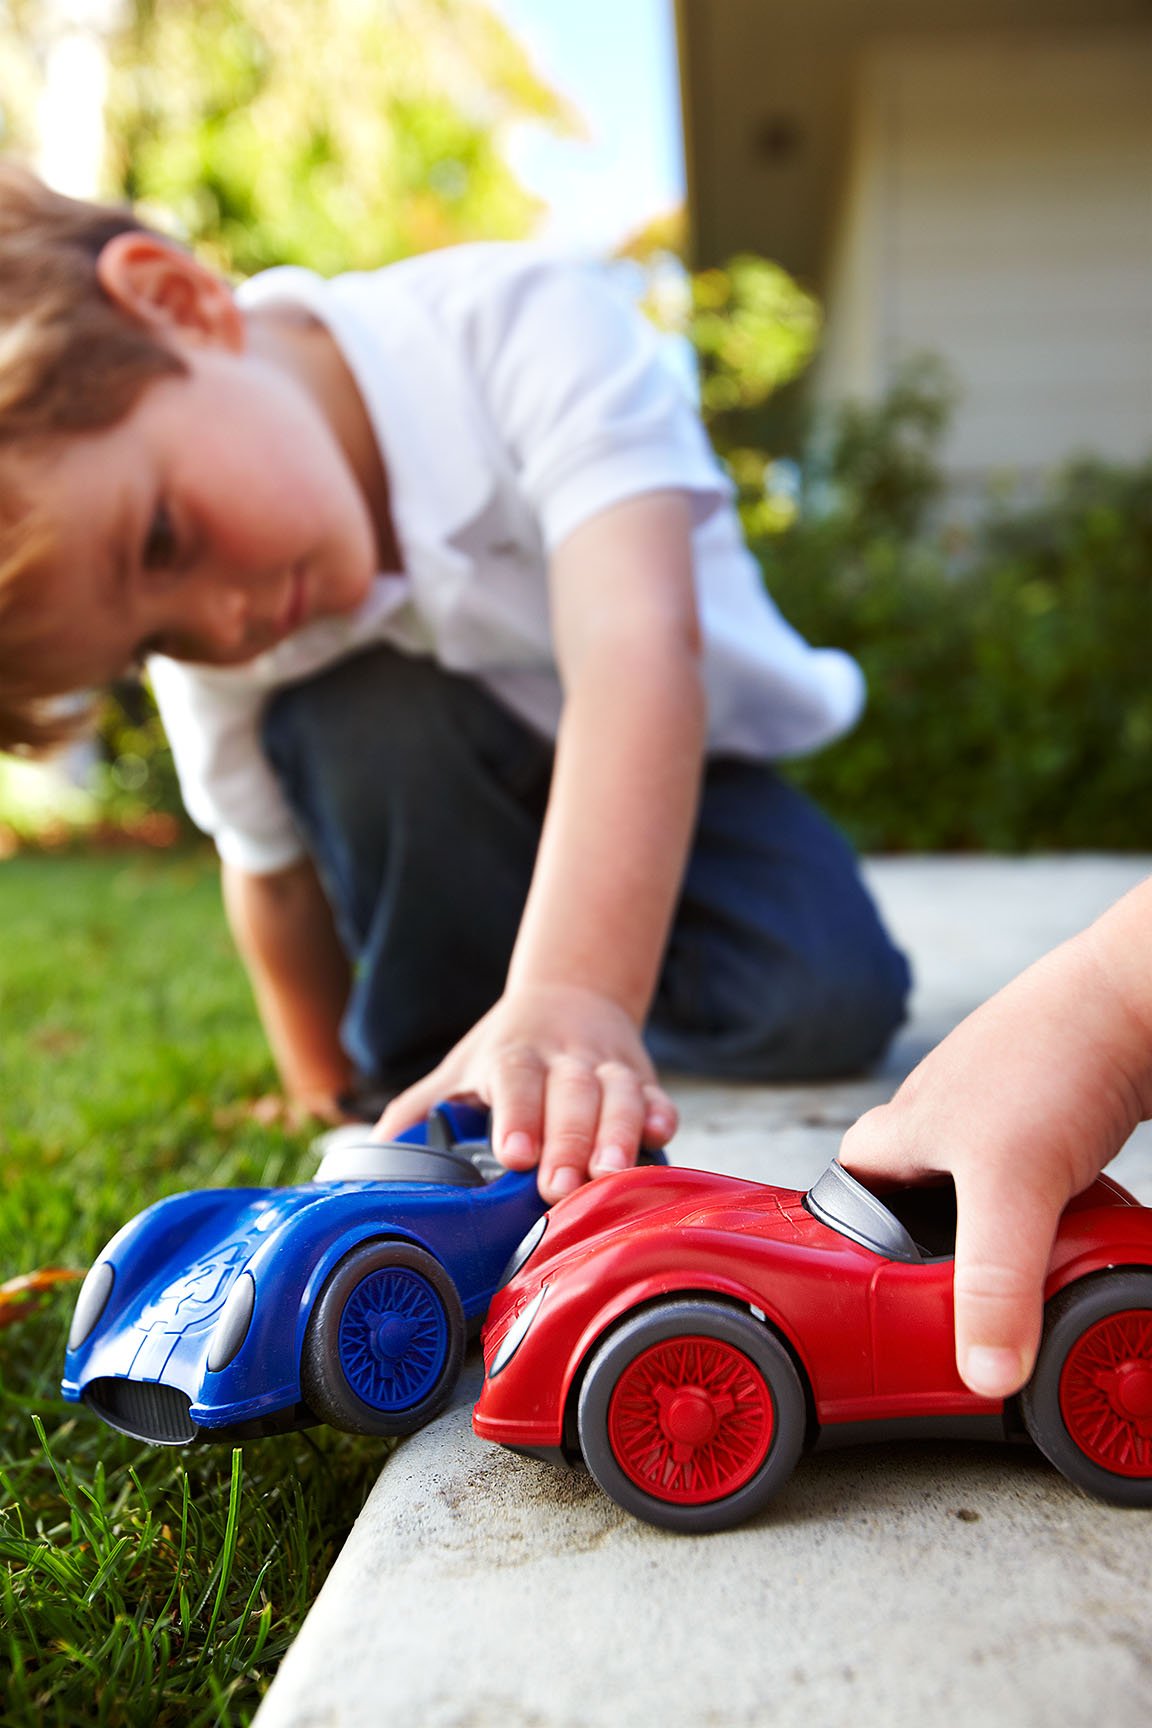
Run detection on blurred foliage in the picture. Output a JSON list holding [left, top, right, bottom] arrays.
[[615, 204, 687, 264], [688, 256, 821, 425], [104, 0, 579, 276], [800, 356, 955, 542], [93, 678, 187, 826], [758, 363, 1152, 851], [640, 250, 822, 535], [0, 3, 41, 153]]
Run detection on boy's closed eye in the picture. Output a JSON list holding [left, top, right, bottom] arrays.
[[143, 499, 180, 572], [129, 500, 187, 668]]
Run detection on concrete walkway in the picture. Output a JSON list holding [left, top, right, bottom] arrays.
[[255, 857, 1152, 1728]]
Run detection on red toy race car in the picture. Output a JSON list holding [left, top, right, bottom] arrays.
[[472, 1159, 1152, 1531]]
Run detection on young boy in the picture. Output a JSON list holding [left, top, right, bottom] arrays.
[[0, 166, 910, 1205]]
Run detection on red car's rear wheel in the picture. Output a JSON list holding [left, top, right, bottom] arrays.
[[577, 1299, 807, 1532], [1020, 1271, 1152, 1505]]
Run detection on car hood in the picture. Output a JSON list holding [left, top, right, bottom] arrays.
[[69, 1186, 329, 1379], [522, 1165, 806, 1281]]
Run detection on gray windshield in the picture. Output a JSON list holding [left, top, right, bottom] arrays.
[[804, 1162, 922, 1263]]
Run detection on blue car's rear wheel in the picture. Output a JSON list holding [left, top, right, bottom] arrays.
[[302, 1241, 465, 1436]]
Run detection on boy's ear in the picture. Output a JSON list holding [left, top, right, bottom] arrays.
[[96, 232, 245, 351]]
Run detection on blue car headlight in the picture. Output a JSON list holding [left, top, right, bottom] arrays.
[[68, 1261, 115, 1351], [497, 1216, 548, 1290], [489, 1284, 548, 1379], [207, 1272, 256, 1372]]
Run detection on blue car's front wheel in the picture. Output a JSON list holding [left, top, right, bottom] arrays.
[[302, 1241, 465, 1436]]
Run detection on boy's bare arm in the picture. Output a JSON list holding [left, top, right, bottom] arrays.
[[377, 490, 705, 1197], [221, 857, 354, 1119], [840, 875, 1152, 1398]]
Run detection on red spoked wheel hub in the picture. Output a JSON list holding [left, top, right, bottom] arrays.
[[1059, 1308, 1152, 1478], [606, 1334, 775, 1505]]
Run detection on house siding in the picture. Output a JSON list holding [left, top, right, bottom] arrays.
[[816, 32, 1152, 485]]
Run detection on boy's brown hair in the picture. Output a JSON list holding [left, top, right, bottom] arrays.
[[0, 163, 186, 751]]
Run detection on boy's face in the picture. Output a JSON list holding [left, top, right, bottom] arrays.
[[13, 239, 380, 697]]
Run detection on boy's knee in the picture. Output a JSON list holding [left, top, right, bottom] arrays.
[[757, 948, 911, 1078], [650, 936, 911, 1082]]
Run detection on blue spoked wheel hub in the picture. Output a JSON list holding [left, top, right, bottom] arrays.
[[338, 1265, 450, 1411]]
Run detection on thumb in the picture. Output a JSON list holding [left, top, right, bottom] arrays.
[[839, 1099, 926, 1187], [951, 1167, 1065, 1398]]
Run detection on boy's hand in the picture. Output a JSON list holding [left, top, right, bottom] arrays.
[[839, 932, 1149, 1400], [213, 1090, 354, 1133], [374, 983, 677, 1202]]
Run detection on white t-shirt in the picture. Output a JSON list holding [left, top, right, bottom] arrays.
[[149, 244, 864, 874]]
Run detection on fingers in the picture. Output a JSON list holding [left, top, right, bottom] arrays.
[[641, 1084, 678, 1148], [951, 1165, 1066, 1398], [586, 1063, 647, 1177], [490, 1047, 547, 1172], [535, 1066, 676, 1200], [374, 1072, 445, 1142], [537, 1057, 603, 1201], [489, 1055, 674, 1202], [374, 1039, 677, 1204], [839, 1098, 928, 1187]]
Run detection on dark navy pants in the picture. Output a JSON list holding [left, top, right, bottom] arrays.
[[262, 645, 911, 1095]]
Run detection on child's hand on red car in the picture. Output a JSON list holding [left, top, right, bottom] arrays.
[[841, 893, 1152, 1397]]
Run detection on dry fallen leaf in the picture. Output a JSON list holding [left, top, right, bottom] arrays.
[[0, 1267, 84, 1328]]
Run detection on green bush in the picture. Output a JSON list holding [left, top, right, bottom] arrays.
[[94, 680, 189, 830], [757, 369, 1152, 851]]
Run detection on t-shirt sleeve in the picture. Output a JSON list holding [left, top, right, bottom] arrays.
[[147, 658, 307, 875], [471, 259, 734, 552]]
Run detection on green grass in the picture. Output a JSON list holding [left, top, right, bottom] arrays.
[[0, 851, 387, 1727]]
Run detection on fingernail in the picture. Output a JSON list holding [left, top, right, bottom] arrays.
[[501, 1132, 535, 1167], [591, 1145, 629, 1173], [963, 1346, 1025, 1397], [546, 1167, 582, 1199]]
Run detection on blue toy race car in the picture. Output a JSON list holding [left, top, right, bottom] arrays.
[[61, 1104, 548, 1445]]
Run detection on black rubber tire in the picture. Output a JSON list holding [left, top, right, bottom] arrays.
[[1019, 1270, 1152, 1506], [576, 1298, 807, 1533], [302, 1240, 465, 1437]]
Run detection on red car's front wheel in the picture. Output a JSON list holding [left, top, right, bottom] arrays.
[[577, 1299, 807, 1532], [1020, 1270, 1152, 1505]]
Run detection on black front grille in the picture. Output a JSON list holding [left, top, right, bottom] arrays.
[[85, 1378, 197, 1445]]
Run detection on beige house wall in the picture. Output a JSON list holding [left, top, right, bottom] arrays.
[[813, 74, 887, 408], [815, 32, 1152, 485], [677, 3, 1152, 483]]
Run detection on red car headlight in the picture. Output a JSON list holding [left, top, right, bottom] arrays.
[[497, 1217, 548, 1290], [488, 1284, 548, 1378]]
